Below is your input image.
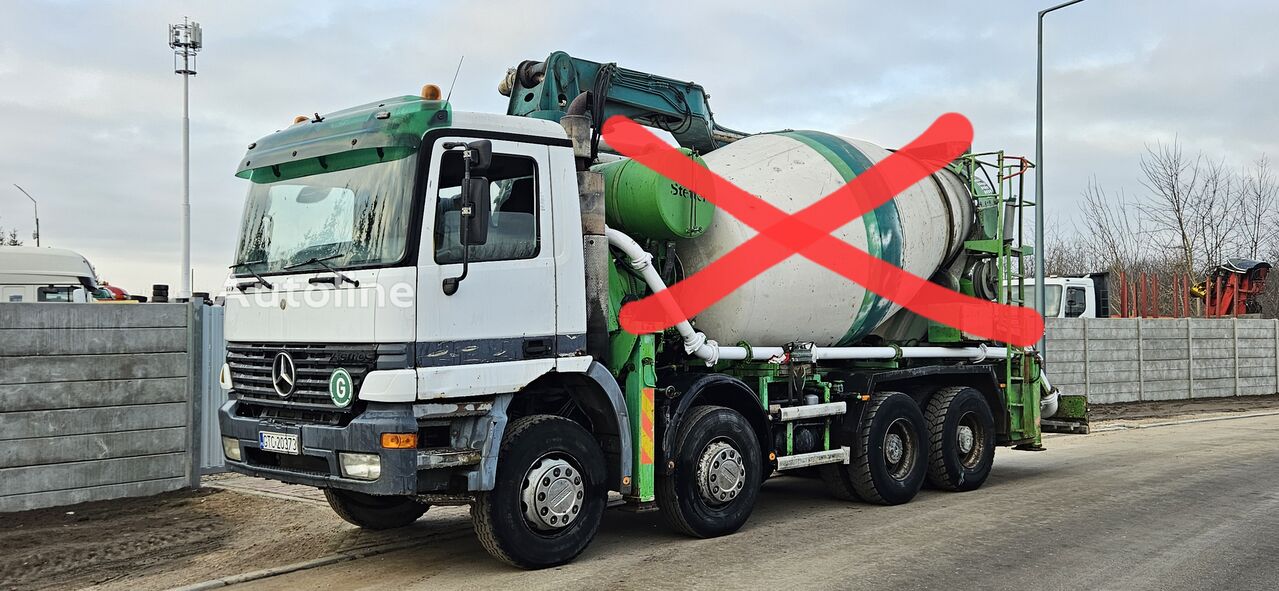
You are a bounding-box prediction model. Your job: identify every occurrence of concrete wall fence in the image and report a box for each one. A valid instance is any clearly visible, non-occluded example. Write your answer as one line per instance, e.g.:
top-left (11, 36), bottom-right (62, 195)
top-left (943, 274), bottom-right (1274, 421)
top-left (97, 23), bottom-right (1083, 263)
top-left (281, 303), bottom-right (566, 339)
top-left (2, 307), bottom-right (1275, 513)
top-left (0, 304), bottom-right (210, 513)
top-left (1047, 317), bottom-right (1279, 404)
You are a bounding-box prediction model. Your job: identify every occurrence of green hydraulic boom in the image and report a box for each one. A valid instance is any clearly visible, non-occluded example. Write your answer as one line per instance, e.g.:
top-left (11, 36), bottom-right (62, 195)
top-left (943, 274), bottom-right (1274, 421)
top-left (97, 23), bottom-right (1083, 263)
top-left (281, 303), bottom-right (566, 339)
top-left (500, 51), bottom-right (749, 155)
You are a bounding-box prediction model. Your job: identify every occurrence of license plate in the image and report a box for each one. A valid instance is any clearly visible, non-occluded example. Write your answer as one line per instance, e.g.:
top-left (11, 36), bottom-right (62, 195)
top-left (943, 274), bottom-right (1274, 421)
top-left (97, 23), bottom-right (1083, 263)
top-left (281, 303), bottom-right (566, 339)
top-left (258, 431), bottom-right (300, 455)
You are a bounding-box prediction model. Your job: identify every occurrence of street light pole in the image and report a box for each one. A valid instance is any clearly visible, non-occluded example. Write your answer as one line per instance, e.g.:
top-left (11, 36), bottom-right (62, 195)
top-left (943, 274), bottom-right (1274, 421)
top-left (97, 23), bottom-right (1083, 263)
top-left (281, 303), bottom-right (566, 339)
top-left (12, 184), bottom-right (39, 247)
top-left (1036, 0), bottom-right (1087, 356)
top-left (169, 18), bottom-right (202, 299)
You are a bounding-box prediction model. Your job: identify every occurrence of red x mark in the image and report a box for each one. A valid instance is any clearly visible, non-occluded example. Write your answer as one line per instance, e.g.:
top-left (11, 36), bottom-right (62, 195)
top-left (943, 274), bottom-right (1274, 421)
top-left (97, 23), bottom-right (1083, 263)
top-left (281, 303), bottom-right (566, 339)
top-left (603, 113), bottom-right (1044, 348)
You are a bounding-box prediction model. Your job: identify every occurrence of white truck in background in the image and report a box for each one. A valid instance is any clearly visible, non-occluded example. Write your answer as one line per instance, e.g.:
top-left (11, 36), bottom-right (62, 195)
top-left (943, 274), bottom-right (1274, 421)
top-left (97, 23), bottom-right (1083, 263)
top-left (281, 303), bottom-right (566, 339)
top-left (0, 247), bottom-right (105, 303)
top-left (1017, 273), bottom-right (1110, 319)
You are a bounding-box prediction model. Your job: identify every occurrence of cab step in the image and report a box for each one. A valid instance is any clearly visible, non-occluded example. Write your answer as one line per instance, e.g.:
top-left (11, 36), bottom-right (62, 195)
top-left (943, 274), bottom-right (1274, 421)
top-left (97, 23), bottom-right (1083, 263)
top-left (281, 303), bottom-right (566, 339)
top-left (775, 447), bottom-right (850, 470)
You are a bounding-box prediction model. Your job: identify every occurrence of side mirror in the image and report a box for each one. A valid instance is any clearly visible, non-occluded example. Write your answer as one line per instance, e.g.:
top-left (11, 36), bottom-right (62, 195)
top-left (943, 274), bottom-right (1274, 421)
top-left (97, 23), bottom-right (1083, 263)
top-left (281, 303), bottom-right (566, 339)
top-left (462, 177), bottom-right (491, 245)
top-left (466, 140), bottom-right (492, 175)
top-left (441, 139), bottom-right (494, 296)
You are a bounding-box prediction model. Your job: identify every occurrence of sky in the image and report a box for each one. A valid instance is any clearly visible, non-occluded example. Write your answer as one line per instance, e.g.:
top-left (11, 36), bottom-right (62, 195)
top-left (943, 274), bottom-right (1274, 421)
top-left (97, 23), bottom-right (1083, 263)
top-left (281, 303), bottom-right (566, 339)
top-left (0, 0), bottom-right (1275, 295)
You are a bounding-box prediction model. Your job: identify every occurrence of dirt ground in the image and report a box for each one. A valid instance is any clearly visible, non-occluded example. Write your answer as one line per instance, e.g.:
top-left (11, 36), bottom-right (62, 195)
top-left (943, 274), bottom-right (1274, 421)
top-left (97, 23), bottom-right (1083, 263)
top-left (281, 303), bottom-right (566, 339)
top-left (0, 487), bottom-right (469, 591)
top-left (1087, 392), bottom-right (1279, 423)
top-left (2, 395), bottom-right (1278, 591)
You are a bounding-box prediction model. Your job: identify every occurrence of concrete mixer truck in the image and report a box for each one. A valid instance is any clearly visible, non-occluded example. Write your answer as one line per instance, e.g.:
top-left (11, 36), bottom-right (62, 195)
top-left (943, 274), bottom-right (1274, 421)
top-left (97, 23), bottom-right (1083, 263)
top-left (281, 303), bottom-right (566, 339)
top-left (217, 51), bottom-right (1078, 568)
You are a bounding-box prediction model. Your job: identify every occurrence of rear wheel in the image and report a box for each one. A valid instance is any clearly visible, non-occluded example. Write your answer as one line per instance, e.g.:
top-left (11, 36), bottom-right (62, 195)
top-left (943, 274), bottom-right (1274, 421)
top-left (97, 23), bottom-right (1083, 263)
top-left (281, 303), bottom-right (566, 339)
top-left (824, 392), bottom-right (928, 505)
top-left (472, 415), bottom-right (607, 569)
top-left (657, 405), bottom-right (762, 538)
top-left (924, 386), bottom-right (995, 491)
top-left (324, 489), bottom-right (428, 530)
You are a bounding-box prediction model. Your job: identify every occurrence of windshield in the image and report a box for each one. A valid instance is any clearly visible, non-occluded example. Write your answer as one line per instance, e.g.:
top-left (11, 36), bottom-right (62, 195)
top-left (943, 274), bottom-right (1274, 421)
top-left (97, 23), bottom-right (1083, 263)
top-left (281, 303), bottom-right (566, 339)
top-left (232, 156), bottom-right (416, 276)
top-left (1017, 284), bottom-right (1063, 318)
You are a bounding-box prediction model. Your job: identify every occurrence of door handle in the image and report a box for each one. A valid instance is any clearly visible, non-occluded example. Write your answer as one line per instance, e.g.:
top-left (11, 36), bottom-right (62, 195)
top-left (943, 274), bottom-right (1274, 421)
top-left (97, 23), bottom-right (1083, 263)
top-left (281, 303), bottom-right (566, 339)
top-left (523, 338), bottom-right (550, 357)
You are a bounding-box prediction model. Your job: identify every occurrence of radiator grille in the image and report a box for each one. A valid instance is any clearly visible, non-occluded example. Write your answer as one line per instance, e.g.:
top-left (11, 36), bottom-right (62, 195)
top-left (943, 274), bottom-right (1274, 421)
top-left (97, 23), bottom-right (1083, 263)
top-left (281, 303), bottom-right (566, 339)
top-left (227, 342), bottom-right (381, 417)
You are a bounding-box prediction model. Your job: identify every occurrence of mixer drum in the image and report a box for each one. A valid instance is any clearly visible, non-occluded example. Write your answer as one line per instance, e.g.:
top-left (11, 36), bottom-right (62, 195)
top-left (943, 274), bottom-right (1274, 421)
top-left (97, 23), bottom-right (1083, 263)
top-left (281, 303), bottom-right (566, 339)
top-left (680, 130), bottom-right (974, 346)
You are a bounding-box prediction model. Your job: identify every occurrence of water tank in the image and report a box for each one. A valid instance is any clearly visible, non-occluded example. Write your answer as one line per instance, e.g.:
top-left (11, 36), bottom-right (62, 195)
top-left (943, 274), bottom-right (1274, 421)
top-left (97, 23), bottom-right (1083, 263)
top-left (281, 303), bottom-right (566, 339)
top-left (678, 130), bottom-right (974, 346)
top-left (594, 149), bottom-right (714, 240)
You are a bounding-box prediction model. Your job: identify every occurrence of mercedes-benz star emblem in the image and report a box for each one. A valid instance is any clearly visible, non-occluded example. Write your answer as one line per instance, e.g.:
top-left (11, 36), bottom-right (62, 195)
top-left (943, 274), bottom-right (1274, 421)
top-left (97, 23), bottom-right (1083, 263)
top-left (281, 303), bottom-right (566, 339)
top-left (272, 351), bottom-right (296, 397)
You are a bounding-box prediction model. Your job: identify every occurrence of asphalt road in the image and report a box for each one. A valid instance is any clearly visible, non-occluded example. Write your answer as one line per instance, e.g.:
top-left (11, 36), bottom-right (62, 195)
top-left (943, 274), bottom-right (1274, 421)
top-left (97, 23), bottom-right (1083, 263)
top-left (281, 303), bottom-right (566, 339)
top-left (230, 414), bottom-right (1279, 591)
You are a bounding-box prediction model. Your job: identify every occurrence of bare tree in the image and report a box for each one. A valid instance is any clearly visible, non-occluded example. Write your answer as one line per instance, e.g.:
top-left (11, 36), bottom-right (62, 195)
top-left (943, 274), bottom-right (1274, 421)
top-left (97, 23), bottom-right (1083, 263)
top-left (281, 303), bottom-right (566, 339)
top-left (1194, 157), bottom-right (1239, 273)
top-left (1079, 178), bottom-right (1147, 274)
top-left (1043, 224), bottom-right (1097, 276)
top-left (1051, 141), bottom-right (1277, 318)
top-left (1140, 140), bottom-right (1203, 280)
top-left (1238, 154), bottom-right (1277, 260)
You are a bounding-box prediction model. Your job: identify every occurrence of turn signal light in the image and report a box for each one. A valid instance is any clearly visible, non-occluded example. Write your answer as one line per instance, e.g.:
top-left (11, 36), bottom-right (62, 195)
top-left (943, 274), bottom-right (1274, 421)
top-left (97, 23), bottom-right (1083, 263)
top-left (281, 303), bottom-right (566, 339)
top-left (380, 433), bottom-right (418, 449)
top-left (292, 114), bottom-right (309, 124)
top-left (420, 83), bottom-right (442, 100)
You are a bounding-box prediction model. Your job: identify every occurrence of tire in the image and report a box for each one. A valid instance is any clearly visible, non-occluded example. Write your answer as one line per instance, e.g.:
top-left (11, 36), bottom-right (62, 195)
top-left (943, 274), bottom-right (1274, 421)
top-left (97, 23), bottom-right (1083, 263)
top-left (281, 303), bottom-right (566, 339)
top-left (324, 489), bottom-right (428, 530)
top-left (829, 392), bottom-right (928, 505)
top-left (819, 457), bottom-right (862, 502)
top-left (924, 386), bottom-right (996, 492)
top-left (657, 405), bottom-right (762, 538)
top-left (472, 415), bottom-right (608, 569)
top-left (819, 414), bottom-right (861, 501)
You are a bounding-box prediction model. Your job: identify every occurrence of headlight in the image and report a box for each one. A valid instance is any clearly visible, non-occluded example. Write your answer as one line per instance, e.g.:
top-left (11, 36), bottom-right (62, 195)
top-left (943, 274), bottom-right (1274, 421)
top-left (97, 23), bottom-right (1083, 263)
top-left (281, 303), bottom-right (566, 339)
top-left (221, 436), bottom-right (242, 461)
top-left (339, 452), bottom-right (381, 481)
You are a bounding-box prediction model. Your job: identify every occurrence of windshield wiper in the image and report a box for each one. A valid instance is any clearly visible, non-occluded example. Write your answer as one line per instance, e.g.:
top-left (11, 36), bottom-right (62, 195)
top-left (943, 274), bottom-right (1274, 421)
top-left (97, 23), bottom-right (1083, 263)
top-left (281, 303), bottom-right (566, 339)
top-left (285, 254), bottom-right (360, 287)
top-left (229, 260), bottom-right (274, 290)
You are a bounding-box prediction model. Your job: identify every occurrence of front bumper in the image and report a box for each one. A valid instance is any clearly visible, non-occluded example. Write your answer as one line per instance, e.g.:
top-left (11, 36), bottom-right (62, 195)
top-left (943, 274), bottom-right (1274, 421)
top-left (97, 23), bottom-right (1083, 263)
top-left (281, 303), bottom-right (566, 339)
top-left (218, 399), bottom-right (419, 495)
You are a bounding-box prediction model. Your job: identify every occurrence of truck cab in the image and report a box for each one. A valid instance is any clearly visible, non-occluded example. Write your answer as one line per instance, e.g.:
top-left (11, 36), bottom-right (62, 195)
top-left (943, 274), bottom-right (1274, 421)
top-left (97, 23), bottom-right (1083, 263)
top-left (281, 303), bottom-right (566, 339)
top-left (0, 247), bottom-right (105, 303)
top-left (1016, 274), bottom-right (1109, 319)
top-left (219, 100), bottom-right (601, 462)
top-left (219, 96), bottom-right (642, 561)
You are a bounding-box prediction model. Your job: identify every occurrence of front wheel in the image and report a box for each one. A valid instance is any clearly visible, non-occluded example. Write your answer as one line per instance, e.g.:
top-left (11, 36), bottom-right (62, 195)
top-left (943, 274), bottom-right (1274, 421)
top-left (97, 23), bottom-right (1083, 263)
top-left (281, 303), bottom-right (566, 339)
top-left (657, 405), bottom-right (762, 538)
top-left (324, 489), bottom-right (429, 530)
top-left (472, 415), bottom-right (608, 569)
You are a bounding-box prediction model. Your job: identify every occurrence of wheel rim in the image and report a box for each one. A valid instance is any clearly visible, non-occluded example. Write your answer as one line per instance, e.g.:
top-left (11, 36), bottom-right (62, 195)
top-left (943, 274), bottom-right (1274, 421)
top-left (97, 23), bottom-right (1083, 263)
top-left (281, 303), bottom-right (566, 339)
top-left (883, 417), bottom-right (917, 481)
top-left (696, 439), bottom-right (746, 505)
top-left (956, 411), bottom-right (985, 469)
top-left (521, 454), bottom-right (585, 531)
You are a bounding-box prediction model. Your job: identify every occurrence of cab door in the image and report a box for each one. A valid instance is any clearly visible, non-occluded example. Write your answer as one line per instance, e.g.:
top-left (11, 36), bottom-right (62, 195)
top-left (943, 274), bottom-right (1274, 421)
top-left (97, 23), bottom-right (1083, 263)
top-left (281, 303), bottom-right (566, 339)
top-left (415, 136), bottom-right (558, 398)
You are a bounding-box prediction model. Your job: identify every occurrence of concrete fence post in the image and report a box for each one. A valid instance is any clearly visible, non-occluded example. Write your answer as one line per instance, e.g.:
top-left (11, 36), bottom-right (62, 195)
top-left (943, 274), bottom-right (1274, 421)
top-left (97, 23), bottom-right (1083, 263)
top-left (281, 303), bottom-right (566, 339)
top-left (1274, 318), bottom-right (1279, 395)
top-left (1136, 317), bottom-right (1145, 402)
top-left (1233, 317), bottom-right (1240, 398)
top-left (1082, 317), bottom-right (1090, 401)
top-left (1187, 318), bottom-right (1195, 400)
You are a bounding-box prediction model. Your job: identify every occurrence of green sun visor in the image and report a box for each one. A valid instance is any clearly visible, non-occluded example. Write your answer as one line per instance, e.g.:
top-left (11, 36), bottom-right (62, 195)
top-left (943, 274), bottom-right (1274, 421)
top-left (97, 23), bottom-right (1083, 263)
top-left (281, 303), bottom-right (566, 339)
top-left (236, 96), bottom-right (451, 183)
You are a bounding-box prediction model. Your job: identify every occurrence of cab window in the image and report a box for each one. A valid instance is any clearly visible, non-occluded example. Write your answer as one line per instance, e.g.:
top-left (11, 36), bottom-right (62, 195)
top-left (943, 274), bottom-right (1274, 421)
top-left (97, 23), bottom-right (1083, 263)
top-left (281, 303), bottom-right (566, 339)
top-left (1064, 286), bottom-right (1088, 318)
top-left (37, 286), bottom-right (75, 302)
top-left (434, 150), bottom-right (539, 264)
